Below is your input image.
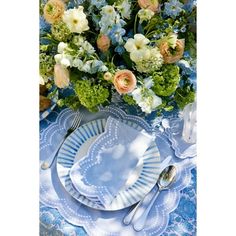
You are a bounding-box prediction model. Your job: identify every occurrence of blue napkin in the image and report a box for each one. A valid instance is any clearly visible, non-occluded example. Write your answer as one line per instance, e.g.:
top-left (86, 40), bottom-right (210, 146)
top-left (70, 117), bottom-right (154, 207)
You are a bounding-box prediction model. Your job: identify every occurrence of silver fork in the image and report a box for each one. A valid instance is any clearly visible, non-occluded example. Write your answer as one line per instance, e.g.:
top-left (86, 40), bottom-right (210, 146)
top-left (41, 110), bottom-right (84, 170)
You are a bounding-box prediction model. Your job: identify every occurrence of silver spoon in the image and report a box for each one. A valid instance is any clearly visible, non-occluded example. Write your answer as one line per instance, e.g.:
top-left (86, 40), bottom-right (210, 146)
top-left (128, 165), bottom-right (177, 231)
top-left (123, 156), bottom-right (172, 226)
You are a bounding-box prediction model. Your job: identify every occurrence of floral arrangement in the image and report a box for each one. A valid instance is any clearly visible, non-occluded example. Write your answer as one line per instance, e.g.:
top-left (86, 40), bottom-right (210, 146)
top-left (40, 0), bottom-right (196, 115)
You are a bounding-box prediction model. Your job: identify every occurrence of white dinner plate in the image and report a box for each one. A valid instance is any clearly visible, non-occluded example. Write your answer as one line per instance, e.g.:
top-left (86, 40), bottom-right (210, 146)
top-left (56, 118), bottom-right (162, 211)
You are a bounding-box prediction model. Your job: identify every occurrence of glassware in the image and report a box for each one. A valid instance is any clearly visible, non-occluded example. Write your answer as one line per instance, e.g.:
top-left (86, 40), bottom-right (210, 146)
top-left (182, 101), bottom-right (197, 143)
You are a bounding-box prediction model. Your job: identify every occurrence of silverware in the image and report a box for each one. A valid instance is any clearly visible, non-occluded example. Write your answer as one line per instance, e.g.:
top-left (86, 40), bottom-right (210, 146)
top-left (133, 165), bottom-right (177, 231)
top-left (123, 156), bottom-right (172, 225)
top-left (124, 165), bottom-right (177, 231)
top-left (41, 110), bottom-right (84, 170)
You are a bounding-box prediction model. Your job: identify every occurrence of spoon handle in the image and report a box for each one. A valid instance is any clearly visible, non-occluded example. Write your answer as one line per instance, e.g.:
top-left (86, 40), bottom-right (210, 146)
top-left (123, 198), bottom-right (144, 225)
top-left (132, 189), bottom-right (161, 231)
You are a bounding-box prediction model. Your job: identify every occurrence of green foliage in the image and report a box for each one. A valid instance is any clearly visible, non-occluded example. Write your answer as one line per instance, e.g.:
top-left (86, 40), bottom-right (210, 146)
top-left (152, 64), bottom-right (180, 96)
top-left (185, 31), bottom-right (196, 59)
top-left (123, 94), bottom-right (136, 105)
top-left (75, 80), bottom-right (110, 112)
top-left (174, 83), bottom-right (195, 110)
top-left (107, 0), bottom-right (117, 5)
top-left (57, 96), bottom-right (81, 110)
top-left (121, 52), bottom-right (133, 70)
top-left (144, 13), bottom-right (187, 38)
top-left (39, 0), bottom-right (44, 15)
top-left (39, 53), bottom-right (54, 78)
top-left (155, 99), bottom-right (175, 116)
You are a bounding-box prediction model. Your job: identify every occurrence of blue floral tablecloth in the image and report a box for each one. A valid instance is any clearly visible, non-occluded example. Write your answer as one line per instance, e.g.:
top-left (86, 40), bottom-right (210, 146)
top-left (40, 107), bottom-right (196, 236)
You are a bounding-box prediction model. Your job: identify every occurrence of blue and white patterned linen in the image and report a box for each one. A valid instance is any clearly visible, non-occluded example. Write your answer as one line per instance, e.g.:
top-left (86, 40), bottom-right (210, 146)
top-left (40, 169), bottom-right (197, 236)
top-left (40, 106), bottom-right (196, 236)
top-left (70, 117), bottom-right (154, 207)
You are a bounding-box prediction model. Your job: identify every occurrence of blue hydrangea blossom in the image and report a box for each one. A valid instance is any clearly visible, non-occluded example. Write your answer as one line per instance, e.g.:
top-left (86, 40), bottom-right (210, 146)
top-left (164, 0), bottom-right (184, 18)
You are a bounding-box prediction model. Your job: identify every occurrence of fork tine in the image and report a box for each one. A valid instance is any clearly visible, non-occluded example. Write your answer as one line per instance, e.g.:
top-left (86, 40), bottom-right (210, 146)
top-left (71, 111), bottom-right (81, 129)
top-left (72, 112), bottom-right (84, 130)
top-left (72, 114), bottom-right (82, 129)
top-left (74, 113), bottom-right (84, 129)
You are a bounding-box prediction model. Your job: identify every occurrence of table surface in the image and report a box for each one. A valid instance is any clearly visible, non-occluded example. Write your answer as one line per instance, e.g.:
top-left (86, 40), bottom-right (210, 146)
top-left (40, 107), bottom-right (196, 236)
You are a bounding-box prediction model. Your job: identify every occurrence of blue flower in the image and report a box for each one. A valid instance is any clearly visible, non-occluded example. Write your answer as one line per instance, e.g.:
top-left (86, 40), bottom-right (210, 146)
top-left (67, 0), bottom-right (85, 9)
top-left (184, 0), bottom-right (197, 13)
top-left (177, 60), bottom-right (193, 75)
top-left (108, 25), bottom-right (126, 45)
top-left (91, 0), bottom-right (107, 9)
top-left (40, 16), bottom-right (50, 33)
top-left (127, 29), bottom-right (134, 38)
top-left (164, 0), bottom-right (184, 18)
top-left (89, 60), bottom-right (108, 73)
top-left (116, 18), bottom-right (126, 28)
top-left (180, 25), bottom-right (187, 32)
top-left (115, 45), bottom-right (125, 55)
top-left (77, 0), bottom-right (86, 4)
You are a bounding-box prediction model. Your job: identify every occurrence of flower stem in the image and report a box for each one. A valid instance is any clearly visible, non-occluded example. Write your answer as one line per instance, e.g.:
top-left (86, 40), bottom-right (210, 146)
top-left (145, 31), bottom-right (156, 38)
top-left (73, 0), bottom-right (78, 8)
top-left (88, 30), bottom-right (97, 36)
top-left (134, 13), bottom-right (138, 34)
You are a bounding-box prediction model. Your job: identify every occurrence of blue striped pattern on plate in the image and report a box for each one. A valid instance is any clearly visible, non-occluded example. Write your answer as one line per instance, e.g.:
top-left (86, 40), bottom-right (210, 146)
top-left (56, 118), bottom-right (162, 211)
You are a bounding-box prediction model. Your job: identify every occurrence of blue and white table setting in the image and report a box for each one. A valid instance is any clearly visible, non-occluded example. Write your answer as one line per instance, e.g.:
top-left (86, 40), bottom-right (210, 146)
top-left (40, 105), bottom-right (196, 236)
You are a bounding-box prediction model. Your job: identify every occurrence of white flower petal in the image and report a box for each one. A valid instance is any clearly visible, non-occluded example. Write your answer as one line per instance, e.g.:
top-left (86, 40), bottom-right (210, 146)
top-left (124, 38), bottom-right (136, 52)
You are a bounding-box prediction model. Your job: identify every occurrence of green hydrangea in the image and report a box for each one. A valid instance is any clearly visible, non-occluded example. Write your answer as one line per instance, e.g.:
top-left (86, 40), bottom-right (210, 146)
top-left (39, 53), bottom-right (54, 78)
top-left (57, 96), bottom-right (81, 110)
top-left (51, 21), bottom-right (72, 42)
top-left (123, 94), bottom-right (136, 105)
top-left (75, 80), bottom-right (110, 112)
top-left (174, 85), bottom-right (195, 110)
top-left (152, 64), bottom-right (180, 96)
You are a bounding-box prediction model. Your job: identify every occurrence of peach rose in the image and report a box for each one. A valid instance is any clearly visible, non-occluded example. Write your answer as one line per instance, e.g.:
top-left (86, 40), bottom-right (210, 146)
top-left (159, 39), bottom-right (185, 64)
top-left (113, 70), bottom-right (137, 94)
top-left (43, 0), bottom-right (65, 24)
top-left (138, 0), bottom-right (159, 12)
top-left (97, 35), bottom-right (111, 53)
top-left (54, 64), bottom-right (70, 88)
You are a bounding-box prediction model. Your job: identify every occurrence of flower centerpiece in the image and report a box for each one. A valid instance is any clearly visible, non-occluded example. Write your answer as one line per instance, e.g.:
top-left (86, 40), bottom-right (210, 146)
top-left (40, 0), bottom-right (196, 115)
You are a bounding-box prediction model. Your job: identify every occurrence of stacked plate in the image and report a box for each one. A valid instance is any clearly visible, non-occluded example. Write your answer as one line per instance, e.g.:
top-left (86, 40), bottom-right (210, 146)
top-left (56, 116), bottom-right (163, 211)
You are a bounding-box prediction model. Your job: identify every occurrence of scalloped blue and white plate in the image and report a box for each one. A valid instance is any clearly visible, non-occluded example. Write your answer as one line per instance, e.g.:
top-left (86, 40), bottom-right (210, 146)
top-left (57, 118), bottom-right (163, 211)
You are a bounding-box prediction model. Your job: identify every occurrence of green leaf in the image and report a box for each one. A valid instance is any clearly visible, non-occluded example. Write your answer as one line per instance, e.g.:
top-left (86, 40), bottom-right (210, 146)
top-left (121, 52), bottom-right (133, 69)
top-left (174, 85), bottom-right (195, 110)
